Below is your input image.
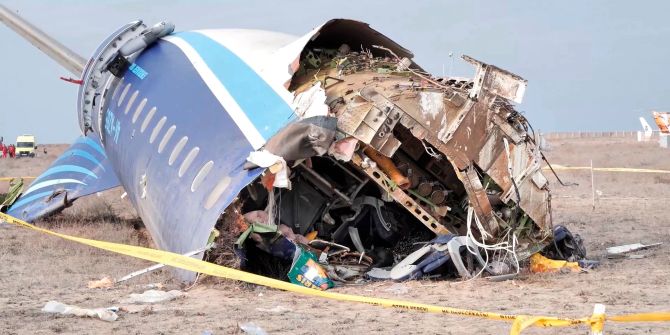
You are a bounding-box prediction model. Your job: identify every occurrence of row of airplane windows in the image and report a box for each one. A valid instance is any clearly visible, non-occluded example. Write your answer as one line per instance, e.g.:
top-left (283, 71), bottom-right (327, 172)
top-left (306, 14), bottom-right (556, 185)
top-left (115, 82), bottom-right (226, 209)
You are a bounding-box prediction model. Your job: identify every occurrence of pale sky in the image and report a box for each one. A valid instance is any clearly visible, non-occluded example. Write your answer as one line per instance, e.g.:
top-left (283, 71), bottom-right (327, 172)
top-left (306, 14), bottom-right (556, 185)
top-left (1, 0), bottom-right (669, 143)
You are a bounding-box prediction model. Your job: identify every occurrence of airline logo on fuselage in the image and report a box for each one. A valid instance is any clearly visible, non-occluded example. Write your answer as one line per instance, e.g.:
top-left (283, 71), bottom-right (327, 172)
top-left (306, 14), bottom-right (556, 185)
top-left (105, 108), bottom-right (121, 143)
top-left (129, 63), bottom-right (148, 80)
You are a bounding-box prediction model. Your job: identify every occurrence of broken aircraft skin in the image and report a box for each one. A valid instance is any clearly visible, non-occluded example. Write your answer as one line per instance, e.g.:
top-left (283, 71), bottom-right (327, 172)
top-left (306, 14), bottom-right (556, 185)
top-left (1, 5), bottom-right (555, 282)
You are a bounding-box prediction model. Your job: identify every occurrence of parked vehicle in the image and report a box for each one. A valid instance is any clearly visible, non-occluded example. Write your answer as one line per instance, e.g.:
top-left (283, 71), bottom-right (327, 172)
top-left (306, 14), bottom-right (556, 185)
top-left (15, 134), bottom-right (36, 157)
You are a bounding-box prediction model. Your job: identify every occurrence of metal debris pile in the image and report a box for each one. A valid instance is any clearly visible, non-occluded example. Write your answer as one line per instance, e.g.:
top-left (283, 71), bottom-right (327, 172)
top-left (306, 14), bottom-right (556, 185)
top-left (212, 39), bottom-right (589, 287)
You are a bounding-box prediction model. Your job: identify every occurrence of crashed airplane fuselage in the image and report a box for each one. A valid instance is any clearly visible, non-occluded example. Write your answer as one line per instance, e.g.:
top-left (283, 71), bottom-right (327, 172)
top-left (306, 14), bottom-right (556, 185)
top-left (1, 6), bottom-right (552, 281)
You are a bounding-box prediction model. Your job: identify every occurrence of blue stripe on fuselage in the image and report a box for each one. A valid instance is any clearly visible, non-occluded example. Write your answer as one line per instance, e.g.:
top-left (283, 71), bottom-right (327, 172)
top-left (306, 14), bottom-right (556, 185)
top-left (176, 32), bottom-right (294, 140)
top-left (10, 190), bottom-right (57, 210)
top-left (55, 149), bottom-right (104, 169)
top-left (34, 165), bottom-right (98, 183)
top-left (78, 136), bottom-right (106, 157)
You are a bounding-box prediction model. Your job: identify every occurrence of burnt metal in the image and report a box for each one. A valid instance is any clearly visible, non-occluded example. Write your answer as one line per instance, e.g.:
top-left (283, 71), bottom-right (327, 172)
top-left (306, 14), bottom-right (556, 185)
top-left (306, 49), bottom-right (553, 250)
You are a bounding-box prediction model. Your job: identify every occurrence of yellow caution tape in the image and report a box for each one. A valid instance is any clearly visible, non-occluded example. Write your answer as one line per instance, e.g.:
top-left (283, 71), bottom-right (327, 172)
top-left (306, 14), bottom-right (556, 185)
top-left (0, 211), bottom-right (668, 334)
top-left (544, 165), bottom-right (670, 174)
top-left (608, 312), bottom-right (670, 322)
top-left (0, 176), bottom-right (37, 181)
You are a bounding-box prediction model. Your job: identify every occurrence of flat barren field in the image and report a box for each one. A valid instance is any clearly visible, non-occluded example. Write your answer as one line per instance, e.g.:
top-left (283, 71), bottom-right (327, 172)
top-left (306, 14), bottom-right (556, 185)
top-left (1, 138), bottom-right (669, 335)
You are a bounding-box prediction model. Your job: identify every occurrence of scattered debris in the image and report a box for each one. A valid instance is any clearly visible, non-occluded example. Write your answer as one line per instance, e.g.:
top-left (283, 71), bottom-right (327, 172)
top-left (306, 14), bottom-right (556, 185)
top-left (607, 243), bottom-right (662, 258)
top-left (42, 301), bottom-right (118, 322)
top-left (255, 305), bottom-right (290, 314)
top-left (143, 283), bottom-right (165, 290)
top-left (543, 225), bottom-right (586, 262)
top-left (366, 267), bottom-right (391, 280)
top-left (116, 243), bottom-right (215, 283)
top-left (118, 305), bottom-right (160, 314)
top-left (0, 178), bottom-right (23, 212)
top-left (627, 254), bottom-right (647, 259)
top-left (120, 289), bottom-right (185, 304)
top-left (530, 253), bottom-right (582, 274)
top-left (87, 276), bottom-right (114, 289)
top-left (239, 322), bottom-right (269, 335)
top-left (287, 246), bottom-right (334, 290)
top-left (390, 235), bottom-right (453, 281)
top-left (526, 224), bottom-right (601, 275)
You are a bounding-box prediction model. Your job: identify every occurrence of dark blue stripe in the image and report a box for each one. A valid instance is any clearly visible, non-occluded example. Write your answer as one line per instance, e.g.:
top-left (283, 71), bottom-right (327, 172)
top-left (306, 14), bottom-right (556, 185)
top-left (55, 149), bottom-right (104, 169)
top-left (10, 190), bottom-right (56, 210)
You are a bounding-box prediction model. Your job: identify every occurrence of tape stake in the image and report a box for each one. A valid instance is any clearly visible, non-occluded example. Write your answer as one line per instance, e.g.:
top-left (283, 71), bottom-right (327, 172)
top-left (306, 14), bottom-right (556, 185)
top-left (590, 304), bottom-right (606, 335)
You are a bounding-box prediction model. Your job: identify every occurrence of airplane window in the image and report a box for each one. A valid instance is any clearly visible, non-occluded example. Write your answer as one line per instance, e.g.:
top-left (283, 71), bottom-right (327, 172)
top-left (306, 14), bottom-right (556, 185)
top-left (124, 90), bottom-right (139, 115)
top-left (116, 83), bottom-right (131, 108)
top-left (205, 175), bottom-right (231, 209)
top-left (132, 97), bottom-right (147, 123)
top-left (169, 136), bottom-right (188, 165)
top-left (149, 116), bottom-right (166, 143)
top-left (158, 125), bottom-right (176, 153)
top-left (191, 160), bottom-right (213, 192)
top-left (179, 147), bottom-right (199, 177)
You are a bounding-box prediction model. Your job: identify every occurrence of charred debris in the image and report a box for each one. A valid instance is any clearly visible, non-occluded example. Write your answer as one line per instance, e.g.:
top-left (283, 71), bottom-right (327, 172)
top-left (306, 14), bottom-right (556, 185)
top-left (209, 26), bottom-right (585, 286)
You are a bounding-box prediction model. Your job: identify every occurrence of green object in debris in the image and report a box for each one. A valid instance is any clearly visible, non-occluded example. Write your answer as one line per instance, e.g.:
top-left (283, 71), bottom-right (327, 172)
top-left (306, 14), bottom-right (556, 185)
top-left (1, 178), bottom-right (23, 212)
top-left (287, 246), bottom-right (334, 291)
top-left (235, 223), bottom-right (278, 247)
top-left (514, 214), bottom-right (531, 237)
top-left (206, 229), bottom-right (220, 245)
top-left (406, 188), bottom-right (438, 210)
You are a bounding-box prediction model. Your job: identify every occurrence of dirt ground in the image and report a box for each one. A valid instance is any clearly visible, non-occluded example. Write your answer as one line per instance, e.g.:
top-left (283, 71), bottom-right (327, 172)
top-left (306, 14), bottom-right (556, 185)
top-left (1, 137), bottom-right (670, 335)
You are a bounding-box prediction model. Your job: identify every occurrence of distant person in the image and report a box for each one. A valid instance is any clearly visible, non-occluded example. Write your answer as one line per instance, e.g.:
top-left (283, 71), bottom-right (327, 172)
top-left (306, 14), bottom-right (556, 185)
top-left (0, 143), bottom-right (6, 158)
top-left (8, 144), bottom-right (16, 158)
top-left (43, 146), bottom-right (47, 155)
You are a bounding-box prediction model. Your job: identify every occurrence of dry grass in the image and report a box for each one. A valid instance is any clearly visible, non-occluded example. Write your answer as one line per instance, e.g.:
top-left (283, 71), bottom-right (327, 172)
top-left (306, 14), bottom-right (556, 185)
top-left (0, 189), bottom-right (169, 289)
top-left (44, 198), bottom-right (121, 225)
top-left (0, 157), bottom-right (22, 174)
top-left (3, 138), bottom-right (670, 334)
top-left (653, 175), bottom-right (670, 184)
top-left (207, 200), bottom-right (245, 270)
